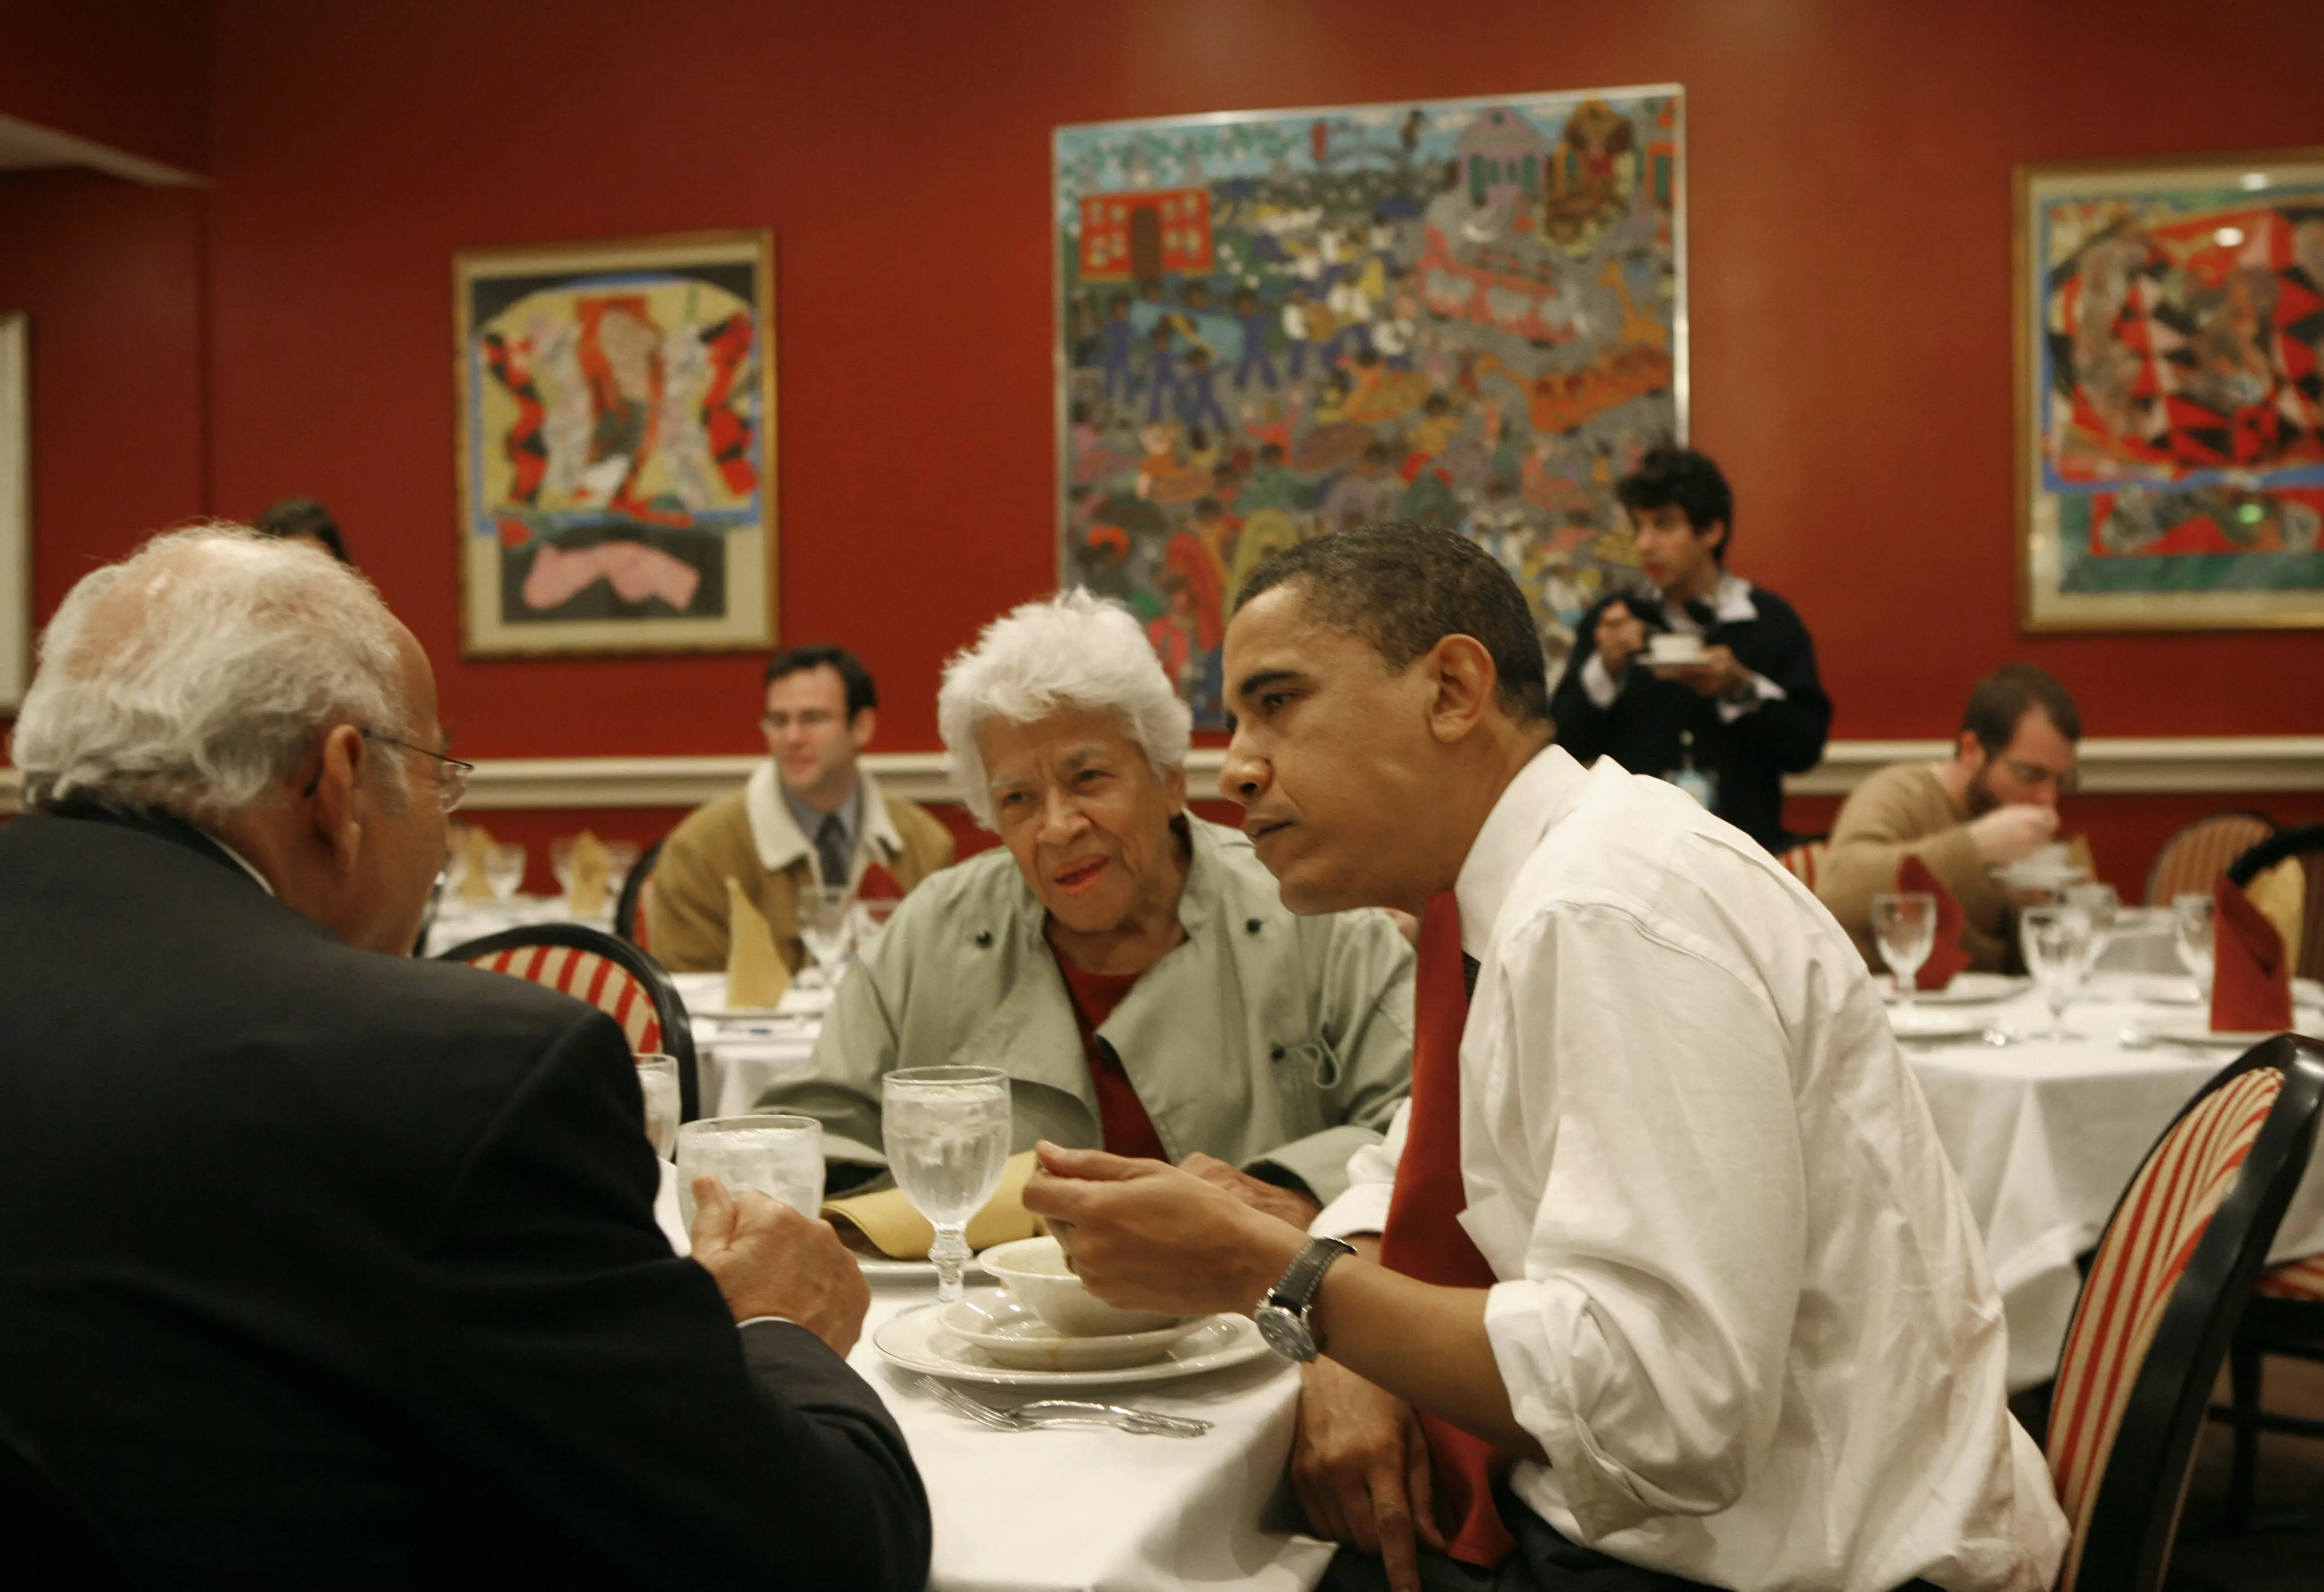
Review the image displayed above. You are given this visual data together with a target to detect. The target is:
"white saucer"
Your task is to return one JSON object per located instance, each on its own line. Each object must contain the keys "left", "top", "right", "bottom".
{"left": 939, "top": 1291, "right": 1198, "bottom": 1371}
{"left": 874, "top": 1302, "right": 1269, "bottom": 1388}
{"left": 1885, "top": 972, "right": 2030, "bottom": 1007}
{"left": 1887, "top": 1012, "right": 1995, "bottom": 1043}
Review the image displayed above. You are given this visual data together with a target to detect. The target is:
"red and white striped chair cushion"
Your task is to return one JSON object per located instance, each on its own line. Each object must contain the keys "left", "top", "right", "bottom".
{"left": 2146, "top": 814, "right": 2273, "bottom": 906}
{"left": 466, "top": 944, "right": 665, "bottom": 1056}
{"left": 1777, "top": 840, "right": 1829, "bottom": 892}
{"left": 2046, "top": 1065, "right": 2283, "bottom": 1587}
{"left": 2256, "top": 1250, "right": 2324, "bottom": 1303}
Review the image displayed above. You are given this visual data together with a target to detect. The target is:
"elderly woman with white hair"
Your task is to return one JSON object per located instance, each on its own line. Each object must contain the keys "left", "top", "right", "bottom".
{"left": 762, "top": 590, "right": 1414, "bottom": 1219}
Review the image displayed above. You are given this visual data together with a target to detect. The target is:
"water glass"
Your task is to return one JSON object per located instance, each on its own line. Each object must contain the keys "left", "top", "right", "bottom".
{"left": 635, "top": 1053, "right": 681, "bottom": 1160}
{"left": 1871, "top": 892, "right": 1938, "bottom": 1020}
{"left": 2063, "top": 882, "right": 2120, "bottom": 970}
{"left": 2172, "top": 892, "right": 2216, "bottom": 997}
{"left": 2021, "top": 905, "right": 2093, "bottom": 1040}
{"left": 676, "top": 1115, "right": 825, "bottom": 1228}
{"left": 883, "top": 1066, "right": 1013, "bottom": 1305}
{"left": 483, "top": 842, "right": 527, "bottom": 903}
{"left": 797, "top": 885, "right": 857, "bottom": 987}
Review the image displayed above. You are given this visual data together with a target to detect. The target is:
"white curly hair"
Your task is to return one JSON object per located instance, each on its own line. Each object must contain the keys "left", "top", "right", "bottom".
{"left": 10, "top": 523, "right": 411, "bottom": 819}
{"left": 938, "top": 589, "right": 1193, "bottom": 828}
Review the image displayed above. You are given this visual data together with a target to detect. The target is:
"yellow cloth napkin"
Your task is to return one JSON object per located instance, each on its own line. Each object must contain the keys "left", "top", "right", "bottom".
{"left": 566, "top": 831, "right": 611, "bottom": 917}
{"left": 2247, "top": 855, "right": 2306, "bottom": 974}
{"left": 453, "top": 825, "right": 497, "bottom": 903}
{"left": 2065, "top": 834, "right": 2097, "bottom": 886}
{"left": 723, "top": 876, "right": 792, "bottom": 1009}
{"left": 823, "top": 1149, "right": 1042, "bottom": 1258}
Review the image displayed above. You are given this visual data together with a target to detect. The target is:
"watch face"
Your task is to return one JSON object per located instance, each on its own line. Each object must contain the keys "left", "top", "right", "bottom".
{"left": 1254, "top": 1304, "right": 1315, "bottom": 1362}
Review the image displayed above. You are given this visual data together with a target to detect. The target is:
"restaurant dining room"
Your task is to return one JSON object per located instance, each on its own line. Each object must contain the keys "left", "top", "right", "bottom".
{"left": 7, "top": 2, "right": 2324, "bottom": 1589}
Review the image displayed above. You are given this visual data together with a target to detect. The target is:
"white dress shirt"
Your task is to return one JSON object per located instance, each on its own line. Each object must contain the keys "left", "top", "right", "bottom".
{"left": 1578, "top": 573, "right": 1788, "bottom": 725}
{"left": 1314, "top": 747, "right": 2066, "bottom": 1592}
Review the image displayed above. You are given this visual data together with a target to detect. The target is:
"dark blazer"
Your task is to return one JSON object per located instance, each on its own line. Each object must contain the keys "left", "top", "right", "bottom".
{"left": 1547, "top": 583, "right": 1831, "bottom": 852}
{"left": 0, "top": 809, "right": 929, "bottom": 1589}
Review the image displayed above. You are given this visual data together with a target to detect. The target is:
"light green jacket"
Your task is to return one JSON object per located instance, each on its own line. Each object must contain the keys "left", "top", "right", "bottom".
{"left": 758, "top": 817, "right": 1415, "bottom": 1206}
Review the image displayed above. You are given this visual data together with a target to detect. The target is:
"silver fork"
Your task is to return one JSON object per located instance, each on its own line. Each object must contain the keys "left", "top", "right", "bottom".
{"left": 916, "top": 1377, "right": 1211, "bottom": 1437}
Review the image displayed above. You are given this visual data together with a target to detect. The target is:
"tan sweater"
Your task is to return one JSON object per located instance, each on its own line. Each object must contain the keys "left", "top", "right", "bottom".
{"left": 1816, "top": 762, "right": 2014, "bottom": 974}
{"left": 646, "top": 778, "right": 955, "bottom": 974}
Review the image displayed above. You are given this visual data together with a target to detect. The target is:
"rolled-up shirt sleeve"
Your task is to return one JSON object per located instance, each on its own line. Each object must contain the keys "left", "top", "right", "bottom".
{"left": 1309, "top": 1097, "right": 1407, "bottom": 1240}
{"left": 1470, "top": 902, "right": 1806, "bottom": 1541}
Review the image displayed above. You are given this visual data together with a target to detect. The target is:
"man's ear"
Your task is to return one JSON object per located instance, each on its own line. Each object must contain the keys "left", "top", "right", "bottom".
{"left": 307, "top": 724, "right": 369, "bottom": 875}
{"left": 850, "top": 706, "right": 878, "bottom": 752}
{"left": 1704, "top": 519, "right": 1730, "bottom": 559}
{"left": 1424, "top": 634, "right": 1499, "bottom": 745}
{"left": 1956, "top": 730, "right": 1986, "bottom": 770}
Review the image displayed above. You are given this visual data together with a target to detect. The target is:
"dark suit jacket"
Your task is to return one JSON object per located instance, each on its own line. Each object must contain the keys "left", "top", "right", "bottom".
{"left": 0, "top": 809, "right": 929, "bottom": 1589}
{"left": 1547, "top": 584, "right": 1831, "bottom": 852}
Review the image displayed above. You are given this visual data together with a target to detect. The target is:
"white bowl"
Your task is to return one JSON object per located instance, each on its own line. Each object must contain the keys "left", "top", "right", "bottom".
{"left": 938, "top": 1293, "right": 1198, "bottom": 1371}
{"left": 978, "top": 1236, "right": 1186, "bottom": 1337}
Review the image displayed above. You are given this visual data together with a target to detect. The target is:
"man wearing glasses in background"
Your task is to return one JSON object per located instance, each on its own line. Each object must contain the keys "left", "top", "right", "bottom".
{"left": 648, "top": 643, "right": 955, "bottom": 972}
{"left": 1817, "top": 664, "right": 2083, "bottom": 974}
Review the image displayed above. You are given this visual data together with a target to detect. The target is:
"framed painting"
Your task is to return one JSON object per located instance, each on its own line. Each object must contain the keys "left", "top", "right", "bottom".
{"left": 1056, "top": 86, "right": 1685, "bottom": 726}
{"left": 2017, "top": 149, "right": 2324, "bottom": 631}
{"left": 455, "top": 230, "right": 776, "bottom": 658}
{"left": 0, "top": 312, "right": 28, "bottom": 712}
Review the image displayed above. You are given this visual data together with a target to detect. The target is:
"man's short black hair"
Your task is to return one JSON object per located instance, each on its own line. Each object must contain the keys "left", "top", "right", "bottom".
{"left": 251, "top": 497, "right": 350, "bottom": 565}
{"left": 1615, "top": 446, "right": 1734, "bottom": 561}
{"left": 764, "top": 645, "right": 877, "bottom": 720}
{"left": 1234, "top": 522, "right": 1552, "bottom": 725}
{"left": 1961, "top": 664, "right": 2081, "bottom": 752}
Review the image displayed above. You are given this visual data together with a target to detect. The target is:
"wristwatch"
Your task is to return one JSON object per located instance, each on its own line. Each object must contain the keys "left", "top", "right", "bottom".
{"left": 1253, "top": 1236, "right": 1355, "bottom": 1362}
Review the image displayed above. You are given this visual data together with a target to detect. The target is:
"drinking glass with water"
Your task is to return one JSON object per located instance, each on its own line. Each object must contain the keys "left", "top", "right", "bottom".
{"left": 2171, "top": 893, "right": 2215, "bottom": 997}
{"left": 675, "top": 1115, "right": 825, "bottom": 1228}
{"left": 2020, "top": 905, "right": 2092, "bottom": 1041}
{"left": 883, "top": 1066, "right": 1013, "bottom": 1305}
{"left": 1871, "top": 892, "right": 1937, "bottom": 1022}
{"left": 634, "top": 1053, "right": 681, "bottom": 1160}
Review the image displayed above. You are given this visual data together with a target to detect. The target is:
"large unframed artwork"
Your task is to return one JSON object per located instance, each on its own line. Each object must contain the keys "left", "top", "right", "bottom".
{"left": 2018, "top": 151, "right": 2324, "bottom": 631}
{"left": 456, "top": 231, "right": 775, "bottom": 658}
{"left": 1055, "top": 88, "right": 1685, "bottom": 725}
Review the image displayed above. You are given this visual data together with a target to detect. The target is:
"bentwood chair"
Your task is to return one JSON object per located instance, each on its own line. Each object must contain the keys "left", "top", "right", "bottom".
{"left": 438, "top": 923, "right": 701, "bottom": 1123}
{"left": 2146, "top": 812, "right": 2276, "bottom": 907}
{"left": 0, "top": 1421, "right": 134, "bottom": 1589}
{"left": 2043, "top": 1034, "right": 2324, "bottom": 1591}
{"left": 1774, "top": 836, "right": 1830, "bottom": 892}
{"left": 612, "top": 836, "right": 665, "bottom": 950}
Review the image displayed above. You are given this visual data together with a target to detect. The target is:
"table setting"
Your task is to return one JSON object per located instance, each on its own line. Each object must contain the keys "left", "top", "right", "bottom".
{"left": 1869, "top": 876, "right": 2324, "bottom": 1390}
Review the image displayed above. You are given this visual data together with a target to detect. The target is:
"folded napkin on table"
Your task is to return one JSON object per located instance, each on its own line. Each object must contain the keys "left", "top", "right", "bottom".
{"left": 723, "top": 877, "right": 792, "bottom": 1009}
{"left": 2245, "top": 856, "right": 2306, "bottom": 976}
{"left": 1898, "top": 854, "right": 1972, "bottom": 991}
{"left": 565, "top": 831, "right": 612, "bottom": 917}
{"left": 2213, "top": 876, "right": 2294, "bottom": 1033}
{"left": 2065, "top": 834, "right": 2097, "bottom": 884}
{"left": 452, "top": 824, "right": 497, "bottom": 903}
{"left": 822, "top": 1149, "right": 1041, "bottom": 1258}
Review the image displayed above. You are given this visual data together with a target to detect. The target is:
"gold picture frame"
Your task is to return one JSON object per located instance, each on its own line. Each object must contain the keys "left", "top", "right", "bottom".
{"left": 2016, "top": 149, "right": 2324, "bottom": 632}
{"left": 453, "top": 228, "right": 777, "bottom": 658}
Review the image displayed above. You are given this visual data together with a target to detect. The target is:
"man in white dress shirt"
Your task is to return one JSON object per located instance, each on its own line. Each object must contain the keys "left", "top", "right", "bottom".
{"left": 1026, "top": 524, "right": 2066, "bottom": 1592}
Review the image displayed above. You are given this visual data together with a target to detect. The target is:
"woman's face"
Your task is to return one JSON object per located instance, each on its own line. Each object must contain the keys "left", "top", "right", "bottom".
{"left": 980, "top": 705, "right": 1188, "bottom": 938}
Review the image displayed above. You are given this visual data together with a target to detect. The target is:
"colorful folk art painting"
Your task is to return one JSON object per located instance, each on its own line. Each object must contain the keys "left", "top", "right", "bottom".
{"left": 456, "top": 231, "right": 776, "bottom": 657}
{"left": 2020, "top": 153, "right": 2324, "bottom": 630}
{"left": 1056, "top": 89, "right": 1686, "bottom": 725}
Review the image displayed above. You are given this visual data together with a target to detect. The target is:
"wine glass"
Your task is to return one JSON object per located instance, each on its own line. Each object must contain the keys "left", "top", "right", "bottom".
{"left": 483, "top": 842, "right": 526, "bottom": 903}
{"left": 675, "top": 1115, "right": 825, "bottom": 1227}
{"left": 883, "top": 1066, "right": 1012, "bottom": 1305}
{"left": 797, "top": 885, "right": 857, "bottom": 988}
{"left": 2021, "top": 905, "right": 2092, "bottom": 1040}
{"left": 1871, "top": 892, "right": 1938, "bottom": 1024}
{"left": 2172, "top": 892, "right": 2216, "bottom": 998}
{"left": 635, "top": 1053, "right": 681, "bottom": 1160}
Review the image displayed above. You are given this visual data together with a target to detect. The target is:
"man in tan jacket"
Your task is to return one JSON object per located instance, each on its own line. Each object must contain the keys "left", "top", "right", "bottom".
{"left": 1817, "top": 664, "right": 2082, "bottom": 972}
{"left": 648, "top": 646, "right": 954, "bottom": 973}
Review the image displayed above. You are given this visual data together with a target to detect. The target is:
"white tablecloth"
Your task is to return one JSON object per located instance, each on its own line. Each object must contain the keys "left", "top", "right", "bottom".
{"left": 423, "top": 893, "right": 615, "bottom": 957}
{"left": 671, "top": 972, "right": 828, "bottom": 1117}
{"left": 651, "top": 1165, "right": 1332, "bottom": 1591}
{"left": 1900, "top": 974, "right": 2324, "bottom": 1390}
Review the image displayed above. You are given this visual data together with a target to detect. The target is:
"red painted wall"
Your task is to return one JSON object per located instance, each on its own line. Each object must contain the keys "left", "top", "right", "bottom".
{"left": 0, "top": 1, "right": 209, "bottom": 174}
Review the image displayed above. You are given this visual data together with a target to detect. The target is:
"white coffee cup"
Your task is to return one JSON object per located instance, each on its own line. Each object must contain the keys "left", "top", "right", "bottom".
{"left": 1647, "top": 632, "right": 1704, "bottom": 665}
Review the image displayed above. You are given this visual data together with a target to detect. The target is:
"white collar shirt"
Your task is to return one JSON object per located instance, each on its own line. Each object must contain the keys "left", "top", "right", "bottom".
{"left": 1314, "top": 746, "right": 2066, "bottom": 1592}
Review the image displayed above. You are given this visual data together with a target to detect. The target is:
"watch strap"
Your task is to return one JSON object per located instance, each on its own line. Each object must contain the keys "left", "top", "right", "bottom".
{"left": 1268, "top": 1236, "right": 1355, "bottom": 1314}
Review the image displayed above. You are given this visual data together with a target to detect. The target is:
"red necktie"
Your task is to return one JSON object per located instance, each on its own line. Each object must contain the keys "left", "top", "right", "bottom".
{"left": 1376, "top": 890, "right": 1515, "bottom": 1568}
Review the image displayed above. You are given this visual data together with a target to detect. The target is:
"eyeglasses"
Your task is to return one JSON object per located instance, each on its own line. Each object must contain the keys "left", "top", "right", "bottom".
{"left": 364, "top": 731, "right": 475, "bottom": 813}
{"left": 2000, "top": 757, "right": 2080, "bottom": 796}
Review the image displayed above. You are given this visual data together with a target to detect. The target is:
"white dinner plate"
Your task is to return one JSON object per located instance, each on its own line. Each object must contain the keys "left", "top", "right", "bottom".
{"left": 1887, "top": 1012, "right": 1997, "bottom": 1043}
{"left": 2132, "top": 1015, "right": 2324, "bottom": 1049}
{"left": 1884, "top": 973, "right": 2031, "bottom": 1007}
{"left": 874, "top": 1302, "right": 1270, "bottom": 1388}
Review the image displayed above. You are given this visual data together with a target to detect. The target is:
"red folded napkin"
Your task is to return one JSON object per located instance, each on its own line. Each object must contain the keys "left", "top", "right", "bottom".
{"left": 2212, "top": 877, "right": 2293, "bottom": 1033}
{"left": 855, "top": 863, "right": 905, "bottom": 903}
{"left": 1899, "top": 854, "right": 1971, "bottom": 991}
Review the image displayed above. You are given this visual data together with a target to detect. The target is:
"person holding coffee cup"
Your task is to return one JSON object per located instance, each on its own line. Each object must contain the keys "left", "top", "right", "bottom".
{"left": 1547, "top": 447, "right": 1831, "bottom": 852}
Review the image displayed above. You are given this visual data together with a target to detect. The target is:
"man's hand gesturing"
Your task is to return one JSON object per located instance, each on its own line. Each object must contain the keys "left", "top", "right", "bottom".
{"left": 689, "top": 1176, "right": 871, "bottom": 1355}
